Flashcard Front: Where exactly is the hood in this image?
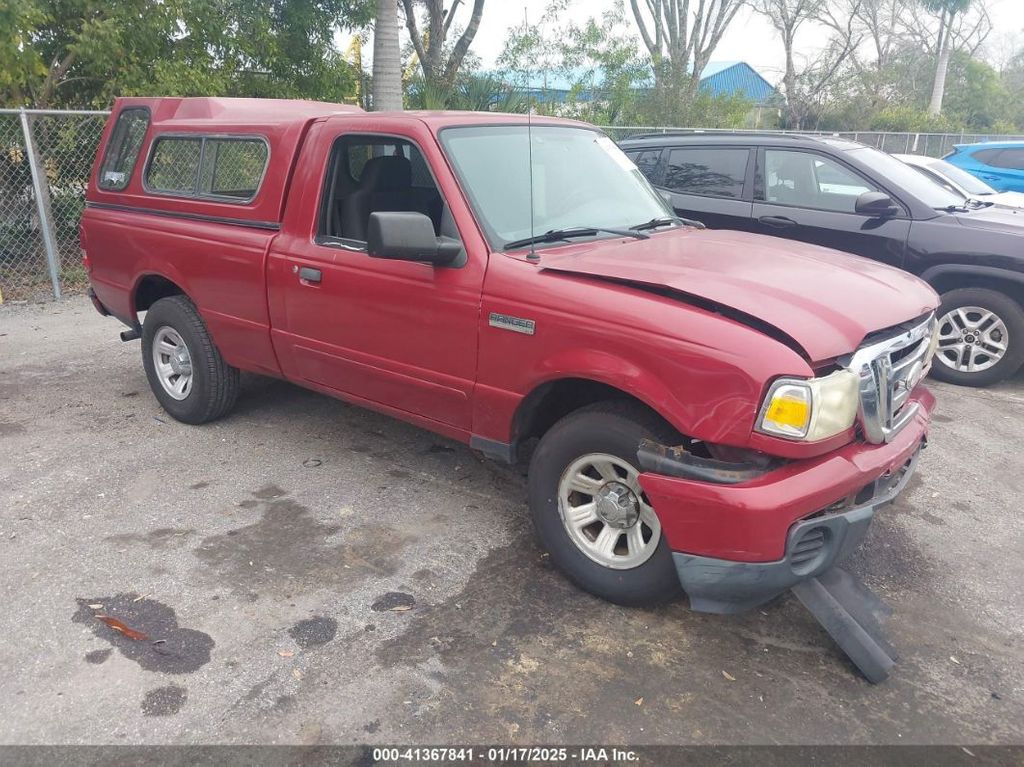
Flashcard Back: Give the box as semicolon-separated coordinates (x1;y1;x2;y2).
981;192;1024;212
540;228;938;362
952;205;1024;232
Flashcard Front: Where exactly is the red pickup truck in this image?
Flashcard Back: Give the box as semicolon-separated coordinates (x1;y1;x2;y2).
82;97;939;615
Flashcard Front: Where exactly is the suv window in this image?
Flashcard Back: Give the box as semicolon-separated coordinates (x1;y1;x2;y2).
762;149;874;213
624;149;663;179
145;135;268;201
320;135;445;243
664;147;748;199
972;148;1003;165
985;148;1024;170
98;108;149;191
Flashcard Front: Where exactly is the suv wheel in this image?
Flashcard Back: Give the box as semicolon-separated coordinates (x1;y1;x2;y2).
527;401;684;606
931;288;1024;387
141;296;239;424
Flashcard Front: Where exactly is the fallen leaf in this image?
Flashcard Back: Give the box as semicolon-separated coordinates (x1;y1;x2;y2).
634;697;644;706
278;650;294;658
292;669;303;680
722;670;736;681
950;656;961;665
96;615;149;641
88;604;104;610
133;593;150;603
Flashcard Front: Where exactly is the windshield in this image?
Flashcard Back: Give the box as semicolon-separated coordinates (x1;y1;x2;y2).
849;146;965;209
439;125;674;250
928;158;997;195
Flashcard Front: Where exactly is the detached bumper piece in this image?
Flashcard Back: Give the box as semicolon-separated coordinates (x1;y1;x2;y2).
791;567;897;684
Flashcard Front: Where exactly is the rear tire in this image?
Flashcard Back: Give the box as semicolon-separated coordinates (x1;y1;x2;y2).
141;295;239;424
527;401;684;607
930;288;1024;387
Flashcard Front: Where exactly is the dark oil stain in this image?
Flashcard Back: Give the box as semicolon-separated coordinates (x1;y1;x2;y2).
363;719;381;733
194;490;415;595
953;501;971;512
85;648;112;664
253;484;287;500
189;481;210;490
349;444;372;454
288;616;338;648
427;444;456;454
141;685;187;716
106;527;195;549
0;421;26;436
387;469;411;479
412;567;435;582
371;591;416;612
931;413;953;423
72;594;214;674
273;695;297;712
238;500;258;509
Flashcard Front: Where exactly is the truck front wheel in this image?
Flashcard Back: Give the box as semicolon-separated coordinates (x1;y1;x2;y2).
527;401;684;606
141;296;239;424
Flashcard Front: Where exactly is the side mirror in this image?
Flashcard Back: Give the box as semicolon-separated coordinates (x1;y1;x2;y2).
367;211;462;266
855;191;900;218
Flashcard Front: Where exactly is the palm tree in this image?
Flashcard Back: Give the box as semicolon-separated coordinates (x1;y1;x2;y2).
925;0;972;115
372;0;403;111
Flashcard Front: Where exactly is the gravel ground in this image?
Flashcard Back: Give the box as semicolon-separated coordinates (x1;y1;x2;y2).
0;296;1022;746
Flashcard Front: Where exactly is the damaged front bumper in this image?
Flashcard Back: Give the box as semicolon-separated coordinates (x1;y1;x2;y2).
669;445;920;614
637;389;933;615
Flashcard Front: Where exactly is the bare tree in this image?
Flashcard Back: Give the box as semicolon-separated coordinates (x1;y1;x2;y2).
749;0;864;127
400;0;486;94
627;0;745;97
372;0;404;110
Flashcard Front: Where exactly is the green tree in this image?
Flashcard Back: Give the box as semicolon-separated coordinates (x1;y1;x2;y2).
0;0;374;108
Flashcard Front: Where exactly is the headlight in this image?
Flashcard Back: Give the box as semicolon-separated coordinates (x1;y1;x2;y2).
757;370;859;441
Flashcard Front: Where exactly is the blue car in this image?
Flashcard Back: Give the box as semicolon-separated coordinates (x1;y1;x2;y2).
944;142;1024;192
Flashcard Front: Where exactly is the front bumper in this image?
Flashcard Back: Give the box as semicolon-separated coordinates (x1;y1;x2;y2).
637;388;934;614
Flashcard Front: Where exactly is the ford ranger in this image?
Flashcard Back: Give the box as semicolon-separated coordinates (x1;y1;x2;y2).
82;97;938;630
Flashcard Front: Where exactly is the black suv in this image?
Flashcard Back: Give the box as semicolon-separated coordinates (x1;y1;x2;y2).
619;132;1024;386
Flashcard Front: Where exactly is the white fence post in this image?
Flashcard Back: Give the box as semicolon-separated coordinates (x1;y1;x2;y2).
19;108;62;300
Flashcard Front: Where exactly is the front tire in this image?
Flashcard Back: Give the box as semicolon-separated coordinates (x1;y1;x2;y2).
141;296;239;424
930;288;1024;387
527;401;684;607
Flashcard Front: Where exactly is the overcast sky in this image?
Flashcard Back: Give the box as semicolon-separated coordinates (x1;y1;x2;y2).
357;0;1024;82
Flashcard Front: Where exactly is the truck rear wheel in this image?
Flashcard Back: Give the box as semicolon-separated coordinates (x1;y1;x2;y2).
930;288;1024;387
141;296;239;424
527;401;683;606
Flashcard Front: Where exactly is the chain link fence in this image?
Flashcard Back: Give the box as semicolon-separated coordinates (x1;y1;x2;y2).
1;109;1024;302
0;108;108;302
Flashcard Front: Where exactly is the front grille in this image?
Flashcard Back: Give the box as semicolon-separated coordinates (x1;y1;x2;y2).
846;315;936;444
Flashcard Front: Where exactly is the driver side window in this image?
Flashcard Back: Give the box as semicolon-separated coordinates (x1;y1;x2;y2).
761;150;875;214
319;135;444;244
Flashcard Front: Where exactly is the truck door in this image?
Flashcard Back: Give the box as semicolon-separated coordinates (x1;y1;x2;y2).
267;119;486;433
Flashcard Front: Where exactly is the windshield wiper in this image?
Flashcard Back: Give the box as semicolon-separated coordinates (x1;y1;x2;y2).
936;204;973;213
965;198;994;209
631;215;705;231
503;226;649;251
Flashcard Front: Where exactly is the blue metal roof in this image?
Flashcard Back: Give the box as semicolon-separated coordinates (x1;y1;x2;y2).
698;62;777;102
